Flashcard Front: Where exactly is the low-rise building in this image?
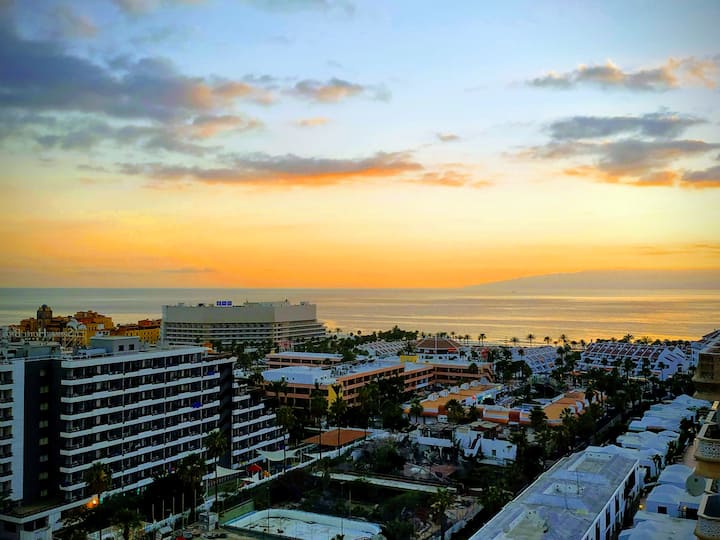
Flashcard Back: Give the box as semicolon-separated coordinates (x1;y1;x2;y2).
579;342;691;381
265;352;342;369
471;446;643;540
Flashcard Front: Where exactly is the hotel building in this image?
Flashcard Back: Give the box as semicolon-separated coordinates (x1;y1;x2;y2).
579;342;691;381
161;300;326;347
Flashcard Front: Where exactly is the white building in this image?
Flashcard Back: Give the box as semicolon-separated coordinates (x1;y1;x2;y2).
579;342;691;381
0;336;234;540
619;510;697;540
229;380;287;472
509;346;558;375
161;300;326;347
471;446;643;540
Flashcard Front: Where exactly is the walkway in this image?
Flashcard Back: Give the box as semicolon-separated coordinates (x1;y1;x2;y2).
316;472;457;493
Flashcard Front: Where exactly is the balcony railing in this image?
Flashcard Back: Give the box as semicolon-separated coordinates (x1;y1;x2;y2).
696;423;720;462
697;494;720;539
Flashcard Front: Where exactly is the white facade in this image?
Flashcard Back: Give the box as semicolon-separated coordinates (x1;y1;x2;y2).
471;446;643;540
579;342;691;381
161;300;326;346
230;382;287;470
58;336;232;501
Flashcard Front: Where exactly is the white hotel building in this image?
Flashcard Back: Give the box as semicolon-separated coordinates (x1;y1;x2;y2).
161;300;326;347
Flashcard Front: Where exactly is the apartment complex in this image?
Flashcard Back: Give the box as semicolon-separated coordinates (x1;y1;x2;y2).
579;342;691;380
265;352;342;369
262;360;434;408
0;336;235;540
472;446;643;540
112;319;161;344
161;300;326;347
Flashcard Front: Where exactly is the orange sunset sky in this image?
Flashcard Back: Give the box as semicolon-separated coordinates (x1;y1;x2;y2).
1;1;719;288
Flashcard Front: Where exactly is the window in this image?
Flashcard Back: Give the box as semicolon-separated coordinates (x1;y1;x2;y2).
39;455;48;462
39;403;48;411
39;437;48;445
40;386;49;394
39;472;48;480
39;369;47;377
658;506;667;514
38;420;48;428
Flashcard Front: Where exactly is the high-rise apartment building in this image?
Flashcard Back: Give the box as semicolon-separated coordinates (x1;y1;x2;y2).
0;335;234;540
161;300;326;347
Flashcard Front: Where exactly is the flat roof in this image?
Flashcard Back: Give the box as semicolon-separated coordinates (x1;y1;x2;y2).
473;448;639;540
303;428;368;447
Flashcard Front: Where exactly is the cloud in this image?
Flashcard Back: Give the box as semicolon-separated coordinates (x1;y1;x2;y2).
436;133;460;143
681;165;720;188
241;0;354;15
55;5;97;38
288;78;389;103
528;109;720;187
417;170;490;188
111;0;203;15
119;151;423;186
189;114;262;138
0;24;272;121
529;57;720;91
548;112;704;141
295;117;329;127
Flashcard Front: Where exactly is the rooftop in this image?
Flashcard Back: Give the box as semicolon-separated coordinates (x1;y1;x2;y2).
472;447;639;540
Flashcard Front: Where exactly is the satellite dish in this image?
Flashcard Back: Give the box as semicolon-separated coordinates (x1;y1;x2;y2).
686;473;706;496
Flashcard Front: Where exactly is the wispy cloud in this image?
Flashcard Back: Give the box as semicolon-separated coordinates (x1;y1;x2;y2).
548;112;704;140
111;0;204;16
289;78;386;103
54;5;97;38
529;57;720;91
295;117;329;127
119;151;423;187
436;133;460;143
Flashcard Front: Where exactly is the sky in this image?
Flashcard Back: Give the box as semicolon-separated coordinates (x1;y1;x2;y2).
1;0;719;288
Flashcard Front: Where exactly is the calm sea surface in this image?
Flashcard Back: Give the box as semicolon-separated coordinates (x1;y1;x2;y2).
0;288;718;343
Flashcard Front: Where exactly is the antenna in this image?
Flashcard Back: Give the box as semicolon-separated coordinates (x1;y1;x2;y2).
686;473;706;497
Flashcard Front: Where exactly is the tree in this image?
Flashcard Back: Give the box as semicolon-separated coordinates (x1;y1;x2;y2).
529;406;548;433
205;429;228;513
85;462;112;499
329;384;348;449
527;333;535;346
445;399;466;424
177;453;205;522
478;333;486;346
544;336;551;346
430;488;454;540
310;384;328;460
510;336;519;347
409;398;424;424
269;378;288;408
113;508;141;540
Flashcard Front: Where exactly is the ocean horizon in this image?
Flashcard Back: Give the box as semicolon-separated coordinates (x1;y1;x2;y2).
1;287;718;343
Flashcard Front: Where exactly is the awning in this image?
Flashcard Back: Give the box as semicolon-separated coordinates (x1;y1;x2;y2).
257;449;300;462
247;463;263;473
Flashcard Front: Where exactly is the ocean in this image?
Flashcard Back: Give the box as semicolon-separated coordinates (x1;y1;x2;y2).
0;288;718;343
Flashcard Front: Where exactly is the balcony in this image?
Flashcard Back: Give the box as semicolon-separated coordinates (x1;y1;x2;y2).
696;422;720;479
697;494;720;540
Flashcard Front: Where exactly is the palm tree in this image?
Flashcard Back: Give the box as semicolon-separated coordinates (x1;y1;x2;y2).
85;462;112;500
526;333;535;346
559;334;568;345
178;453;205;521
113;508;141;540
310;384;328;460
510;337;519;347
205;429;228;512
478;333;486;346
410;398;424;424
329;384;348;450
431;488;455;540
544;336;551;346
